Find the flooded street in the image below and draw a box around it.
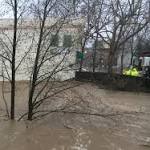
[0,81,150,150]
[0,121,149,150]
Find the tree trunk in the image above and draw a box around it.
[130,52,134,66]
[79,39,86,72]
[28,10,46,120]
[79,47,84,72]
[10,0,17,120]
[107,50,114,74]
[92,35,98,73]
[10,66,15,120]
[120,46,125,74]
[28,102,33,120]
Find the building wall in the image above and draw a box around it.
[116,48,132,74]
[0,18,84,81]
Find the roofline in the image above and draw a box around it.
[0,17,85,31]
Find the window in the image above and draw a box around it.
[50,34,59,47]
[63,35,72,48]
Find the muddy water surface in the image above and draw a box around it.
[0,120,149,150]
[0,82,150,150]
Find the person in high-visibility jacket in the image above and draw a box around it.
[123,67,139,77]
[131,67,139,76]
[123,68,131,75]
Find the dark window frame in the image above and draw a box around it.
[63,34,72,48]
[50,34,59,47]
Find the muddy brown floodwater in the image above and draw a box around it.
[0,81,150,150]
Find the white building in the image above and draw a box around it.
[0,18,85,81]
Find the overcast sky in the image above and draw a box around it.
[0,0,32,18]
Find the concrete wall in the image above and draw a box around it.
[75,71,150,92]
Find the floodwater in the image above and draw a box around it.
[0,81,150,150]
[0,120,149,150]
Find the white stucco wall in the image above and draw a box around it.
[0,18,84,81]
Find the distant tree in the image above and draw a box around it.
[78,0,110,72]
[98,0,150,73]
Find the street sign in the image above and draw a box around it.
[76,51,84,60]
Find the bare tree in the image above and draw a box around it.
[26,0,82,120]
[0,0,31,119]
[0,0,82,121]
[98,0,150,73]
[10,0,17,120]
[78,0,110,72]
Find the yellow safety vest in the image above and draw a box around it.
[131,68,139,77]
[123,68,139,77]
[123,69,131,76]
